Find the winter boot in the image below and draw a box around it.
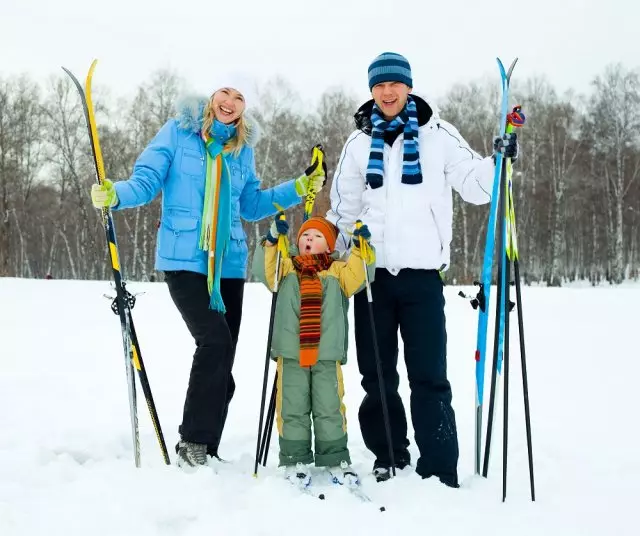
[328,460,360,488]
[176,441,208,470]
[372,455,410,483]
[373,466,391,483]
[285,462,311,489]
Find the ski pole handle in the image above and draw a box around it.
[506,105,525,134]
[270,207,289,292]
[304,144,325,222]
[355,220,374,303]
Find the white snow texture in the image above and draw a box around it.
[0,278,638,535]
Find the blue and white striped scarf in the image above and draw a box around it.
[366,96,422,189]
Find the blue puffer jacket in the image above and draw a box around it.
[113,96,302,278]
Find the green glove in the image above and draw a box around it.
[91,179,118,208]
[294,149,327,196]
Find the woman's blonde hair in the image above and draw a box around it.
[201,91,249,156]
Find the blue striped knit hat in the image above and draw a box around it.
[368,52,413,90]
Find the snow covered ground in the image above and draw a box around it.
[1,277,638,535]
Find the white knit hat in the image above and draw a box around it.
[210,72,259,109]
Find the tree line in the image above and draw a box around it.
[1,64,638,286]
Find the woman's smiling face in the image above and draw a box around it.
[211,88,245,124]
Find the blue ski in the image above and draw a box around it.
[471,57,518,476]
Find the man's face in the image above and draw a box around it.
[371,81,411,120]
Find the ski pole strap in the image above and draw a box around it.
[505,105,525,261]
[506,185,519,261]
[303,145,325,222]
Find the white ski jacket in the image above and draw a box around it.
[326,96,496,275]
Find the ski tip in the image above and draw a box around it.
[507,58,519,78]
[496,58,507,80]
[496,57,520,84]
[87,59,99,87]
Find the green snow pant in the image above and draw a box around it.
[276,357,350,467]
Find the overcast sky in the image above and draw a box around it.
[1,0,636,106]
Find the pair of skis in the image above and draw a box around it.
[468,58,535,501]
[63,62,170,467]
[297,479,385,511]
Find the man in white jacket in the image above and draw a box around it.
[326,52,517,487]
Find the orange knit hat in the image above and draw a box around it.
[297,217,339,252]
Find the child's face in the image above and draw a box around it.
[298,228,330,255]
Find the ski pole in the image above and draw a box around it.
[253,211,288,476]
[503,106,535,501]
[259,374,277,466]
[355,220,396,477]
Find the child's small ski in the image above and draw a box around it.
[331,480,386,511]
[303,487,326,501]
[285,467,326,500]
[290,481,326,500]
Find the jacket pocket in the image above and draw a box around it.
[228,225,248,263]
[181,149,204,177]
[229,161,246,199]
[159,215,200,260]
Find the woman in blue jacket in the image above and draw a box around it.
[91,77,325,469]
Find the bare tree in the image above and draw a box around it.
[42,75,98,278]
[516,82,583,286]
[306,87,360,220]
[0,76,45,276]
[441,79,499,282]
[0,77,15,276]
[585,64,640,284]
[2,66,639,285]
[110,69,184,280]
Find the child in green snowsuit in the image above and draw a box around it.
[252,214,373,487]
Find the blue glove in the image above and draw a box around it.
[266,212,289,244]
[493,132,519,161]
[352,223,371,248]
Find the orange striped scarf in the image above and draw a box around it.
[291,253,334,367]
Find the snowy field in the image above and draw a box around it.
[1,277,638,536]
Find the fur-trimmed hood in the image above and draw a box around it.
[173,95,262,147]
